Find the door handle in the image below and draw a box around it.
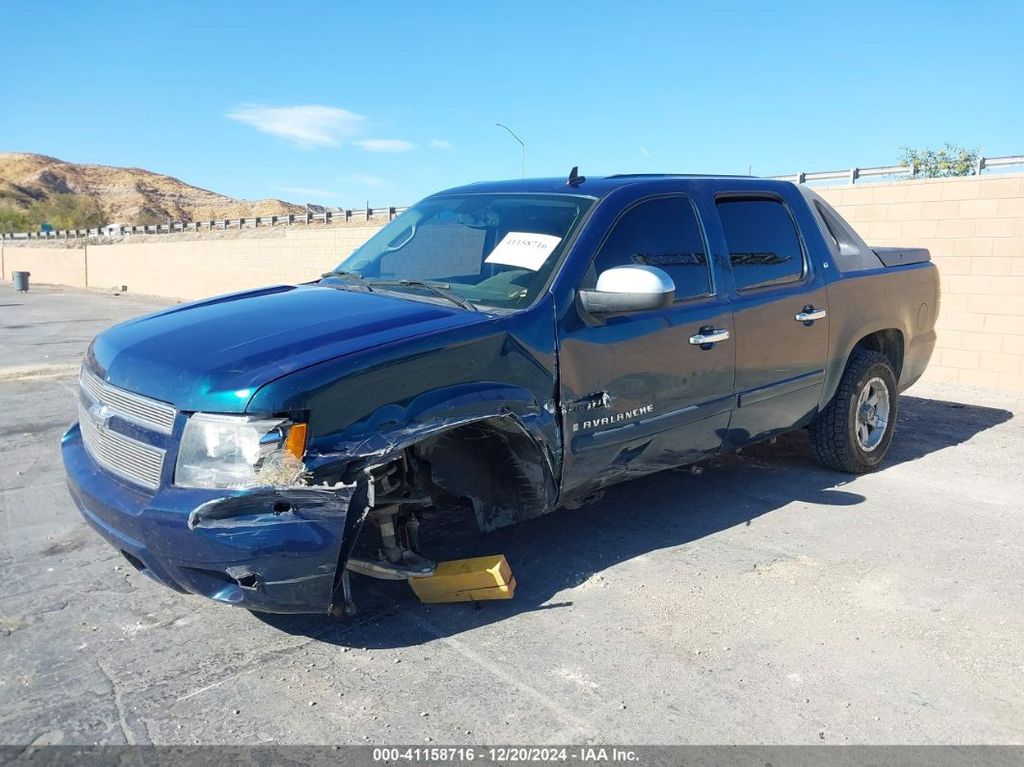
[689,328,730,346]
[794,307,827,323]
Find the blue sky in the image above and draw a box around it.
[2,0,1021,208]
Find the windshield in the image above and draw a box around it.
[330,193,593,309]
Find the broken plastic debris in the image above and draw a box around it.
[254,452,310,486]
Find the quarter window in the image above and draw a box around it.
[590,196,711,301]
[717,198,805,291]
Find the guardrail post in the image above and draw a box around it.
[976,156,985,176]
[849,167,860,184]
[365,204,371,221]
[796,172,806,184]
[304,211,310,225]
[389,206,396,220]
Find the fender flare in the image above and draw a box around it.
[822,322,908,407]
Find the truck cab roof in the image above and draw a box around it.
[431,173,786,199]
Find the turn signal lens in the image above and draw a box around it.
[284,422,308,459]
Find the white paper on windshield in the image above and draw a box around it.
[484,232,562,271]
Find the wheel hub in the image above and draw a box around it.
[855,377,890,452]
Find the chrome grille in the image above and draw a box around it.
[77,368,174,490]
[78,400,166,490]
[79,367,177,435]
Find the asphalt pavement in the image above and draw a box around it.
[1,285,1022,745]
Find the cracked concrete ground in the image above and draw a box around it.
[1,285,1023,745]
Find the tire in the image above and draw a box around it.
[810,350,898,474]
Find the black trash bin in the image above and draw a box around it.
[13,271,30,292]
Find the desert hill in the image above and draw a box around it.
[0,152,306,225]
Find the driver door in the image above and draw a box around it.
[556,194,735,501]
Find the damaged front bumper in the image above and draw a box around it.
[61,423,363,614]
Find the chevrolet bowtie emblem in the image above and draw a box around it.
[89,402,115,432]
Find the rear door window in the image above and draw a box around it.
[716,198,805,291]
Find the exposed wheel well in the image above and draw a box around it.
[852,329,904,380]
[410,417,556,532]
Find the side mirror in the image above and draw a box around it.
[578,265,675,315]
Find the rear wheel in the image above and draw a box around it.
[811,350,898,473]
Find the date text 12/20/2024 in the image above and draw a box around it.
[372,747,640,762]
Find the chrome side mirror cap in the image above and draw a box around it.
[579,265,675,314]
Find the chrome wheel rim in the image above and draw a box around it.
[855,377,890,452]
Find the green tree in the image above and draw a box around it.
[0,205,31,233]
[900,143,981,178]
[27,194,105,230]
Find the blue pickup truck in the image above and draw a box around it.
[62,171,939,615]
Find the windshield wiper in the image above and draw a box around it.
[369,280,478,311]
[320,270,374,291]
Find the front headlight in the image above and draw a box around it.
[174,413,308,489]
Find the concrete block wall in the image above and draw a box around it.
[817,174,1024,392]
[0,225,382,300]
[0,246,88,288]
[84,225,381,299]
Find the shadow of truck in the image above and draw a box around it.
[254,394,1012,647]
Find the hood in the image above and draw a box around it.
[86,284,489,412]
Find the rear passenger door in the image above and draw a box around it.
[713,194,829,445]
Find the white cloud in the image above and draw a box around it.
[354,138,416,153]
[227,104,366,149]
[342,173,387,189]
[640,146,651,158]
[429,139,454,150]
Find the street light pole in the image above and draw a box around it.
[496,123,525,178]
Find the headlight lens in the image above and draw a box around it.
[174,413,307,489]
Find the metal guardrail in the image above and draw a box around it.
[770,153,1024,185]
[0,205,409,241]
[3,153,1023,240]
